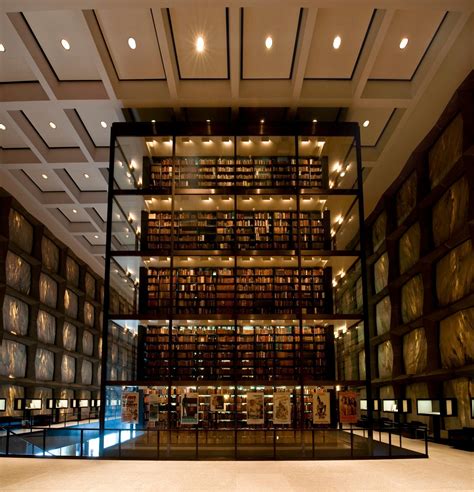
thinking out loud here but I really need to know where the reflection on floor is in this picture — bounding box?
[0,438,472,491]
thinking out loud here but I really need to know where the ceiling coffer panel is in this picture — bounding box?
[305,7,373,79]
[242,7,301,79]
[168,6,228,79]
[95,9,166,80]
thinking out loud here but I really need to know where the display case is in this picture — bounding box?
[0,398,6,412]
[14,398,42,411]
[416,399,457,417]
[46,399,69,410]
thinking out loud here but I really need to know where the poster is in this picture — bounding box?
[339,391,358,424]
[148,394,160,423]
[273,392,291,425]
[181,392,199,424]
[121,392,139,424]
[210,394,225,412]
[313,389,331,425]
[246,392,264,425]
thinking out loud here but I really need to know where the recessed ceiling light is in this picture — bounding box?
[196,35,205,53]
[0,123,6,130]
[72,209,77,214]
[151,119,156,123]
[61,39,70,50]
[100,121,107,128]
[94,235,99,239]
[206,119,211,123]
[333,35,342,50]
[128,37,137,50]
[0,44,5,52]
[265,36,273,49]
[84,173,90,179]
[49,121,56,129]
[312,119,317,123]
[260,119,265,124]
[363,120,370,128]
[399,37,409,50]
[41,173,48,179]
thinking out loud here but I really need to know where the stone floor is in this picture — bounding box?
[0,439,472,491]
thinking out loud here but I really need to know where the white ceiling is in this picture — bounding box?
[0,0,473,288]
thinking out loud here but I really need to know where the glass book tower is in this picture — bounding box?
[101,121,372,459]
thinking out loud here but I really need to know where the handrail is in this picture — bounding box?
[0,426,54,457]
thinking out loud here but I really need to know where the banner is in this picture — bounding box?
[246,392,264,425]
[181,392,199,424]
[121,392,139,424]
[313,389,331,425]
[339,391,358,424]
[273,391,291,425]
[210,394,225,412]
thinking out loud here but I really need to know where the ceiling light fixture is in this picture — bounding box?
[61,39,70,50]
[206,119,211,123]
[260,119,265,124]
[100,121,107,128]
[363,120,370,128]
[0,44,5,52]
[312,119,318,123]
[49,122,56,129]
[128,37,137,50]
[94,235,99,239]
[333,35,342,50]
[399,37,409,49]
[84,173,90,179]
[265,36,273,49]
[41,173,48,179]
[72,209,77,214]
[196,35,205,53]
[0,123,6,130]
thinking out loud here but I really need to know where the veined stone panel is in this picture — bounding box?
[376,296,391,336]
[396,172,417,226]
[378,341,393,379]
[399,223,421,275]
[403,327,427,375]
[374,252,389,294]
[439,308,474,368]
[401,275,424,324]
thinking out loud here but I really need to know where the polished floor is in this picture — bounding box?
[0,438,472,491]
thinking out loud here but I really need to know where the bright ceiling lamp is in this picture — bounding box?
[333,35,342,50]
[61,39,70,50]
[128,37,137,50]
[49,121,56,129]
[0,44,5,52]
[399,37,409,49]
[265,36,273,49]
[196,35,205,53]
[100,121,107,128]
[363,120,370,128]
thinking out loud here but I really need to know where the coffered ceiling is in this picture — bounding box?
[1,0,473,283]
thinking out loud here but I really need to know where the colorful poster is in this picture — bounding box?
[313,389,331,425]
[273,392,291,425]
[148,394,160,423]
[121,392,139,424]
[246,392,264,425]
[210,394,225,412]
[339,391,358,424]
[181,392,199,424]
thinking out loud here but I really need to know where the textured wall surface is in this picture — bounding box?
[376,296,391,336]
[432,177,469,247]
[33,387,53,415]
[429,114,463,188]
[35,348,54,381]
[403,327,428,375]
[436,240,473,306]
[440,308,474,368]
[401,275,424,324]
[81,360,93,385]
[41,236,59,273]
[399,223,421,275]
[61,355,75,383]
[85,273,96,299]
[372,211,387,252]
[39,273,58,309]
[62,322,77,352]
[443,377,474,430]
[37,310,56,344]
[64,289,78,318]
[6,251,31,294]
[83,330,94,356]
[0,340,27,378]
[374,252,389,294]
[406,382,430,426]
[0,384,24,417]
[358,351,366,380]
[3,295,29,336]
[9,210,33,254]
[377,341,393,379]
[396,172,417,226]
[84,302,95,327]
[355,277,363,308]
[66,256,79,286]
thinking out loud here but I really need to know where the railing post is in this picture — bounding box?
[118,429,121,458]
[156,430,160,460]
[350,426,354,458]
[388,430,392,457]
[6,429,9,456]
[425,429,428,457]
[80,429,84,457]
[43,429,46,457]
[312,429,315,459]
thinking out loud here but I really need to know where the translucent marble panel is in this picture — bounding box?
[110,293,119,313]
[82,330,94,356]
[64,289,78,318]
[377,341,393,379]
[6,251,31,294]
[358,351,366,380]
[0,384,24,417]
[406,382,430,426]
[81,360,93,385]
[3,295,28,336]
[376,296,391,336]
[111,343,118,364]
[396,172,417,226]
[63,322,77,352]
[372,211,387,252]
[399,223,421,274]
[440,308,474,369]
[119,348,128,366]
[436,240,473,306]
[9,210,33,254]
[443,378,473,430]
[429,114,463,188]
[401,275,424,323]
[403,327,427,375]
[61,355,75,383]
[39,273,57,308]
[33,387,52,415]
[36,310,56,344]
[41,236,59,273]
[432,177,469,247]
[35,348,54,380]
[0,340,27,377]
[84,302,95,327]
[379,385,395,399]
[66,256,79,286]
[85,273,96,299]
[355,278,363,309]
[374,252,389,294]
